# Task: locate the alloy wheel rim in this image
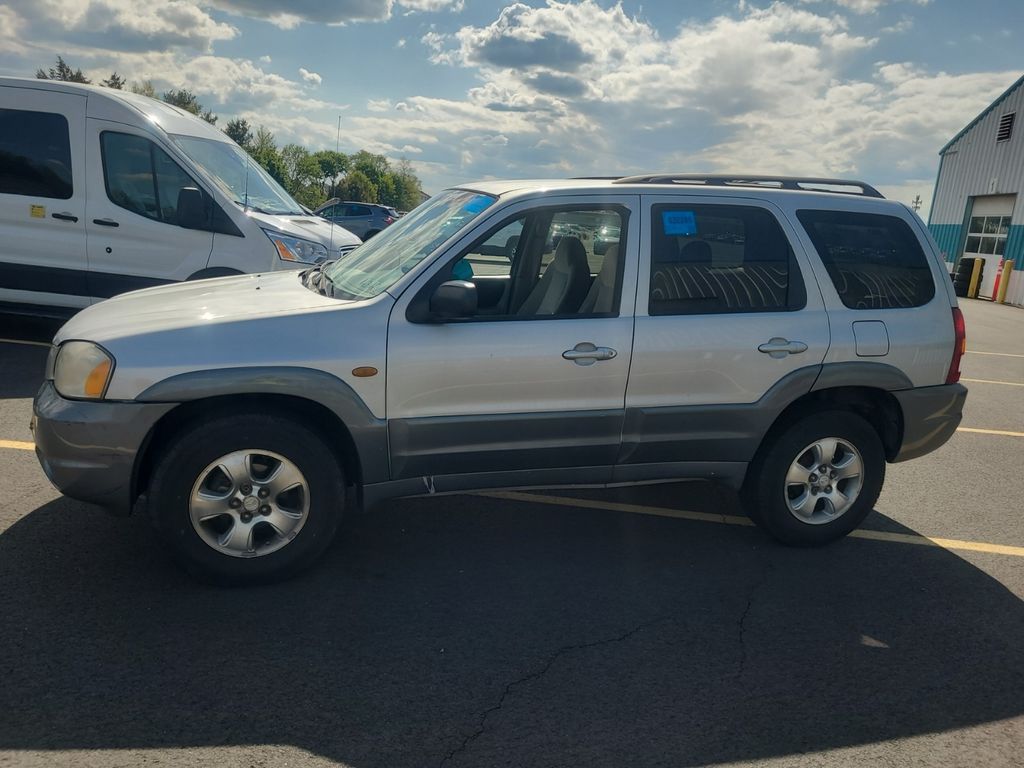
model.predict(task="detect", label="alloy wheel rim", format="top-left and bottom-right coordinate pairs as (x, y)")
top-left (189, 449), bottom-right (310, 558)
top-left (784, 437), bottom-right (864, 525)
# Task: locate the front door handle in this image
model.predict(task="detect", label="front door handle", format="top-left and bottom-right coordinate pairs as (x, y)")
top-left (93, 218), bottom-right (119, 227)
top-left (51, 212), bottom-right (79, 222)
top-left (758, 338), bottom-right (808, 358)
top-left (563, 342), bottom-right (617, 366)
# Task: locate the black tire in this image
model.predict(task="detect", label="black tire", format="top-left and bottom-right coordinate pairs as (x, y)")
top-left (742, 410), bottom-right (884, 547)
top-left (149, 412), bottom-right (346, 585)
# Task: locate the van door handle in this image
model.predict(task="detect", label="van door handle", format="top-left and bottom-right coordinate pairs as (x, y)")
top-left (758, 338), bottom-right (808, 358)
top-left (51, 212), bottom-right (78, 222)
top-left (563, 342), bottom-right (617, 366)
top-left (93, 218), bottom-right (119, 227)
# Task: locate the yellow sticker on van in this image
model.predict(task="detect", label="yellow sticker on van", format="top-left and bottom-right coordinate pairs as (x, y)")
top-left (30, 205), bottom-right (45, 218)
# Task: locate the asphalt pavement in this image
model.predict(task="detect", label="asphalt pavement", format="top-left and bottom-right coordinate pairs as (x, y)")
top-left (0, 300), bottom-right (1022, 768)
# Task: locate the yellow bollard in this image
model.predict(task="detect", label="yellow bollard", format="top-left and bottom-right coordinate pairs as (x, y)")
top-left (967, 258), bottom-right (983, 299)
top-left (996, 260), bottom-right (1015, 304)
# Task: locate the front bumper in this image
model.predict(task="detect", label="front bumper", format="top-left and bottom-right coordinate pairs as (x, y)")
top-left (892, 383), bottom-right (968, 462)
top-left (31, 381), bottom-right (175, 515)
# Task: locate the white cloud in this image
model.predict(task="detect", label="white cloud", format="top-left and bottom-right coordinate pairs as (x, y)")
top-left (5, 0), bottom-right (237, 52)
top-left (799, 0), bottom-right (931, 13)
top-left (299, 67), bottom-right (322, 85)
top-left (259, 54), bottom-right (272, 63)
top-left (367, 98), bottom-right (392, 112)
top-left (206, 0), bottom-right (394, 28)
top-left (398, 0), bottom-right (465, 11)
top-left (340, 0), bottom-right (1012, 194)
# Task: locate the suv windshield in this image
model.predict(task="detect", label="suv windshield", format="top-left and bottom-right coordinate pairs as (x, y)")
top-left (171, 135), bottom-right (304, 216)
top-left (324, 189), bottom-right (495, 300)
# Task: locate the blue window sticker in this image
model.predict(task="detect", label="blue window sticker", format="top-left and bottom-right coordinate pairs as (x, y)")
top-left (662, 210), bottom-right (697, 236)
top-left (462, 194), bottom-right (494, 215)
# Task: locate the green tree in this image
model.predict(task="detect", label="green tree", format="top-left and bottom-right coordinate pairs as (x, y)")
top-left (130, 80), bottom-right (156, 98)
top-left (279, 144), bottom-right (325, 208)
top-left (162, 88), bottom-right (218, 125)
top-left (337, 170), bottom-right (377, 203)
top-left (312, 150), bottom-right (349, 199)
top-left (100, 72), bottom-right (125, 89)
top-left (248, 125), bottom-right (287, 187)
top-left (36, 56), bottom-right (89, 83)
top-left (224, 118), bottom-right (252, 149)
top-left (389, 158), bottom-right (423, 211)
top-left (350, 150), bottom-right (390, 190)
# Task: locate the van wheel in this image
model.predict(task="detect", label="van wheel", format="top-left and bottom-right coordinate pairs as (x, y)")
top-left (149, 413), bottom-right (346, 585)
top-left (742, 410), bottom-right (884, 546)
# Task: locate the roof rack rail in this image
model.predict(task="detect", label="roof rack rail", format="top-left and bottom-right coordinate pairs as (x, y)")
top-left (612, 174), bottom-right (884, 198)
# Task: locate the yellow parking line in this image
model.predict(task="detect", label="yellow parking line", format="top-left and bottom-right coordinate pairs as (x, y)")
top-left (962, 378), bottom-right (1024, 387)
top-left (957, 427), bottom-right (1024, 438)
top-left (483, 491), bottom-right (1024, 558)
top-left (0, 338), bottom-right (50, 348)
top-left (966, 350), bottom-right (1024, 359)
top-left (0, 439), bottom-right (34, 451)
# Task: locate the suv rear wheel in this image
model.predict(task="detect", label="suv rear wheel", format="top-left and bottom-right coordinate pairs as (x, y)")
top-left (742, 410), bottom-right (884, 546)
top-left (149, 413), bottom-right (346, 584)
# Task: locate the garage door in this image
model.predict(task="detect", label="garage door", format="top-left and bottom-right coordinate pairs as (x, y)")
top-left (963, 194), bottom-right (1015, 298)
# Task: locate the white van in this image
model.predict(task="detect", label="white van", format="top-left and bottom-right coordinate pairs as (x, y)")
top-left (0, 77), bottom-right (360, 318)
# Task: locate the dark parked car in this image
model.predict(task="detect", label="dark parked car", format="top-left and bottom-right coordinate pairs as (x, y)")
top-left (314, 199), bottom-right (399, 240)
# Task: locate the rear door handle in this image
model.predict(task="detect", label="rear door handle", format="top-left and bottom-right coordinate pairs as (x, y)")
top-left (93, 218), bottom-right (119, 227)
top-left (757, 338), bottom-right (808, 358)
top-left (563, 342), bottom-right (617, 366)
top-left (51, 212), bottom-right (79, 222)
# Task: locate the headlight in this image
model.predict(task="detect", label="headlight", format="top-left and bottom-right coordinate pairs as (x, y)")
top-left (263, 229), bottom-right (328, 264)
top-left (53, 341), bottom-right (115, 400)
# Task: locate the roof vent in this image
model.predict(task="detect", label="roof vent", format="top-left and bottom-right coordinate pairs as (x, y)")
top-left (997, 112), bottom-right (1015, 142)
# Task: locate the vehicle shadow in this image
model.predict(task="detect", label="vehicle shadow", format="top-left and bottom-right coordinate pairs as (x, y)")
top-left (0, 342), bottom-right (49, 399)
top-left (0, 491), bottom-right (1022, 767)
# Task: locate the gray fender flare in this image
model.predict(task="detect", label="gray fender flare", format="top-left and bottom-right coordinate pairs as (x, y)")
top-left (136, 366), bottom-right (389, 483)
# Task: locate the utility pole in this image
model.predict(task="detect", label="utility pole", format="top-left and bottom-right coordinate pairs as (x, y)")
top-left (911, 194), bottom-right (922, 213)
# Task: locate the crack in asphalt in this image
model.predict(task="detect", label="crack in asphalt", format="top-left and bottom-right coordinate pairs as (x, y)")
top-left (735, 560), bottom-right (773, 682)
top-left (437, 616), bottom-right (671, 768)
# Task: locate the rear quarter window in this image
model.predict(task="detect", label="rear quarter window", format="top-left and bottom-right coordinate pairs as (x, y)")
top-left (0, 108), bottom-right (73, 199)
top-left (797, 210), bottom-right (935, 309)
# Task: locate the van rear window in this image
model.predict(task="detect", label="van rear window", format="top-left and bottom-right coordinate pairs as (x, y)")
top-left (0, 108), bottom-right (73, 199)
top-left (797, 210), bottom-right (935, 309)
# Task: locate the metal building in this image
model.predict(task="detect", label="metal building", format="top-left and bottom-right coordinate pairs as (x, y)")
top-left (928, 73), bottom-right (1024, 306)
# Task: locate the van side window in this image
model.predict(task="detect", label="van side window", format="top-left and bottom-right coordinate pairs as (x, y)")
top-left (0, 108), bottom-right (73, 199)
top-left (797, 210), bottom-right (935, 309)
top-left (648, 204), bottom-right (804, 315)
top-left (101, 132), bottom-right (199, 226)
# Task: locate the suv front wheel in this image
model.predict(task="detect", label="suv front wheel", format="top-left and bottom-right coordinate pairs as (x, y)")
top-left (743, 410), bottom-right (884, 546)
top-left (149, 413), bottom-right (346, 584)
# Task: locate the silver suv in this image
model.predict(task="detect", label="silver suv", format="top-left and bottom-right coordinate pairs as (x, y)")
top-left (32, 174), bottom-right (968, 584)
top-left (314, 199), bottom-right (399, 240)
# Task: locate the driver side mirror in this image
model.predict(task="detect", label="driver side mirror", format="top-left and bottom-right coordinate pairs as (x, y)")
top-left (429, 280), bottom-right (478, 319)
top-left (176, 187), bottom-right (208, 230)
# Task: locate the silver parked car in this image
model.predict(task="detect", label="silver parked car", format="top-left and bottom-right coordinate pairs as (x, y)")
top-left (314, 199), bottom-right (399, 241)
top-left (33, 174), bottom-right (967, 584)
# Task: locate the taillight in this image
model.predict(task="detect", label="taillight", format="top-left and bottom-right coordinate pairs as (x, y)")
top-left (383, 216), bottom-right (394, 224)
top-left (946, 307), bottom-right (966, 384)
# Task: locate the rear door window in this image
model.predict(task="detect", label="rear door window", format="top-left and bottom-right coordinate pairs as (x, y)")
top-left (648, 203), bottom-right (805, 315)
top-left (0, 108), bottom-right (73, 199)
top-left (797, 210), bottom-right (935, 309)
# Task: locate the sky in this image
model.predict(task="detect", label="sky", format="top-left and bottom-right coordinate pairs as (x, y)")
top-left (1, 0), bottom-right (1022, 215)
